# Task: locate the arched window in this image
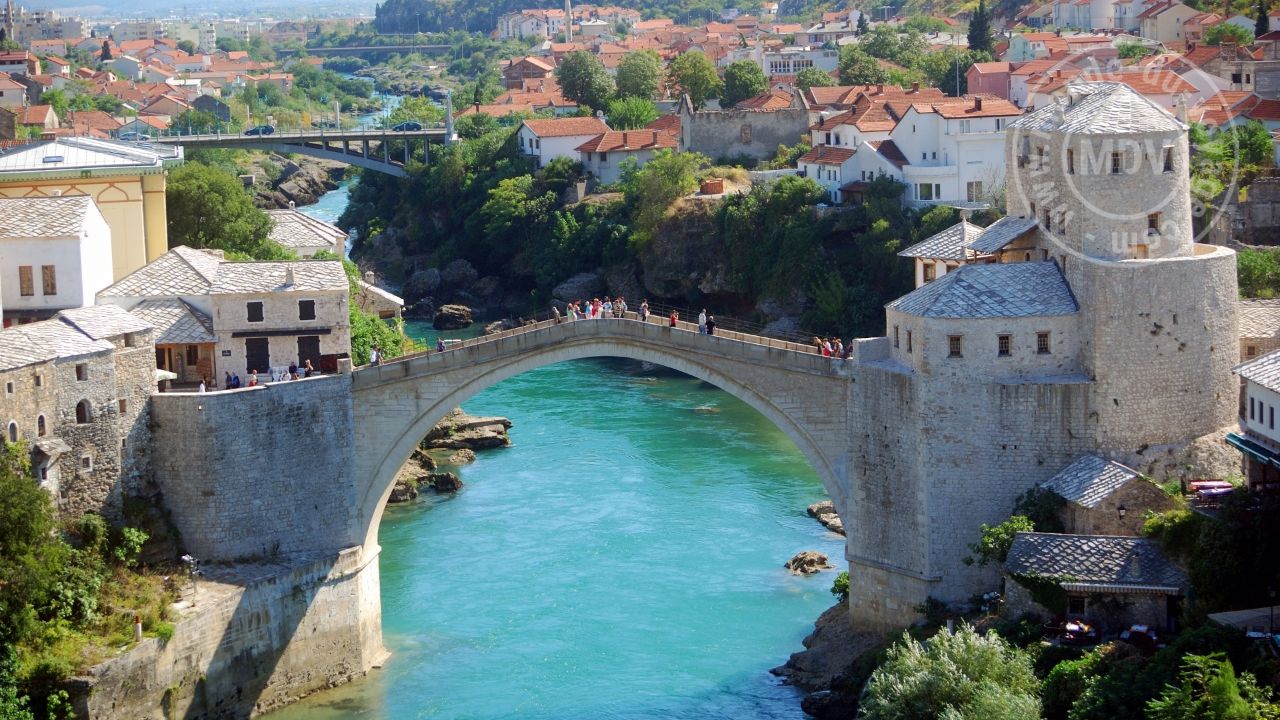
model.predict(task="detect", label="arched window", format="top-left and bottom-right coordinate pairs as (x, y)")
top-left (37, 415), bottom-right (46, 437)
top-left (75, 400), bottom-right (91, 424)
top-left (6, 422), bottom-right (15, 442)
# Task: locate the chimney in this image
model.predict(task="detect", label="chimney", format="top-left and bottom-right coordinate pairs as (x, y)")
top-left (363, 270), bottom-right (375, 284)
top-left (974, 96), bottom-right (983, 110)
top-left (288, 199), bottom-right (295, 209)
top-left (911, 81), bottom-right (919, 92)
top-left (877, 83), bottom-right (884, 93)
top-left (1054, 96), bottom-right (1066, 123)
top-left (1175, 93), bottom-right (1188, 123)
top-left (285, 266), bottom-right (296, 286)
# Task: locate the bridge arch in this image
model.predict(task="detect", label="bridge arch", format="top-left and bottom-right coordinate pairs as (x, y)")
top-left (351, 322), bottom-right (852, 557)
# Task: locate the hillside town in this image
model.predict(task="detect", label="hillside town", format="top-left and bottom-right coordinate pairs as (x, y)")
top-left (0, 0), bottom-right (1277, 718)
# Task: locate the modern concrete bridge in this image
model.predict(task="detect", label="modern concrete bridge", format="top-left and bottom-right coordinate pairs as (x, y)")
top-left (150, 128), bottom-right (447, 175)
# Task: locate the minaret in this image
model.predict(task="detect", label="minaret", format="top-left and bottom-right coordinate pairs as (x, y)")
top-left (564, 0), bottom-right (572, 42)
top-left (4, 0), bottom-right (15, 45)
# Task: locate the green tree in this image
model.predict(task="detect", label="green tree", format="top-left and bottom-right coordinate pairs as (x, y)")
top-left (795, 66), bottom-right (836, 91)
top-left (177, 39), bottom-right (197, 54)
top-left (100, 40), bottom-right (111, 61)
top-left (555, 50), bottom-right (615, 111)
top-left (1257, 0), bottom-right (1269, 39)
top-left (1239, 248), bottom-right (1280, 297)
top-left (381, 95), bottom-right (445, 128)
top-left (857, 11), bottom-right (871, 35)
top-left (166, 162), bottom-right (283, 259)
top-left (917, 48), bottom-right (991, 95)
top-left (1117, 41), bottom-right (1151, 59)
top-left (615, 50), bottom-right (662, 99)
top-left (667, 51), bottom-right (722, 109)
top-left (965, 515), bottom-right (1035, 565)
top-left (721, 60), bottom-right (768, 108)
top-left (861, 624), bottom-right (1041, 720)
top-left (968, 0), bottom-right (993, 54)
top-left (37, 89), bottom-right (69, 119)
top-left (622, 148), bottom-right (706, 246)
top-left (173, 109), bottom-right (220, 134)
top-left (1204, 23), bottom-right (1255, 45)
top-left (605, 96), bottom-right (659, 129)
top-left (1147, 653), bottom-right (1275, 720)
top-left (838, 46), bottom-right (888, 85)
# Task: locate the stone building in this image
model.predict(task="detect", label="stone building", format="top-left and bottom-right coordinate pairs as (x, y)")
top-left (97, 246), bottom-right (351, 381)
top-left (0, 304), bottom-right (154, 519)
top-left (1239, 299), bottom-right (1280, 361)
top-left (1228, 349), bottom-right (1280, 492)
top-left (0, 195), bottom-right (113, 325)
top-left (676, 93), bottom-right (810, 162)
top-left (265, 208), bottom-right (347, 258)
top-left (1039, 455), bottom-right (1178, 536)
top-left (1004, 532), bottom-right (1188, 633)
top-left (896, 215), bottom-right (1039, 288)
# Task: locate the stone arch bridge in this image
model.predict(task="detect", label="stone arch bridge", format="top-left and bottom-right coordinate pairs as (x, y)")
top-left (144, 312), bottom-right (1097, 717)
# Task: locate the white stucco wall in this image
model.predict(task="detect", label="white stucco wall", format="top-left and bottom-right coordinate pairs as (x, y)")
top-left (0, 209), bottom-right (112, 316)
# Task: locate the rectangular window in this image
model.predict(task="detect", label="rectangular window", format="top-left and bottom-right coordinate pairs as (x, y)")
top-left (40, 265), bottom-right (55, 296)
top-left (907, 330), bottom-right (913, 353)
top-left (1163, 147), bottom-right (1173, 173)
top-left (80, 455), bottom-right (92, 471)
top-left (995, 118), bottom-right (1005, 130)
top-left (998, 334), bottom-right (1012, 356)
top-left (1067, 595), bottom-right (1086, 616)
top-left (1251, 396), bottom-right (1256, 420)
top-left (1037, 331), bottom-right (1051, 354)
top-left (34, 374), bottom-right (41, 387)
top-left (923, 263), bottom-right (936, 282)
top-left (118, 398), bottom-right (127, 414)
top-left (1272, 406), bottom-right (1276, 430)
top-left (246, 301), bottom-right (264, 323)
top-left (948, 335), bottom-right (963, 358)
top-left (1248, 345), bottom-right (1258, 357)
top-left (1111, 151), bottom-right (1122, 174)
top-left (186, 345), bottom-right (199, 365)
top-left (917, 183), bottom-right (934, 201)
top-left (894, 325), bottom-right (900, 348)
top-left (298, 299), bottom-right (316, 321)
top-left (4, 381), bottom-right (11, 394)
top-left (1147, 213), bottom-right (1161, 235)
top-left (18, 266), bottom-right (32, 296)
top-left (75, 363), bottom-right (87, 381)
top-left (966, 181), bottom-right (983, 202)
top-left (1043, 210), bottom-right (1052, 232)
top-left (599, 152), bottom-right (607, 162)
top-left (1067, 149), bottom-right (1074, 174)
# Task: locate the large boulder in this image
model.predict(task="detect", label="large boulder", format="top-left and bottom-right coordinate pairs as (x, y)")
top-left (426, 472), bottom-right (463, 493)
top-left (433, 304), bottom-right (473, 330)
top-left (403, 268), bottom-right (441, 303)
top-left (806, 500), bottom-right (845, 536)
top-left (441, 258), bottom-right (479, 289)
top-left (422, 408), bottom-right (512, 450)
top-left (388, 477), bottom-right (419, 503)
top-left (553, 272), bottom-right (604, 302)
top-left (784, 550), bottom-right (834, 575)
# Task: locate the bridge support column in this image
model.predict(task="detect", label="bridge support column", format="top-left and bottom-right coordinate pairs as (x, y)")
top-left (844, 555), bottom-right (939, 630)
top-left (362, 139), bottom-right (369, 158)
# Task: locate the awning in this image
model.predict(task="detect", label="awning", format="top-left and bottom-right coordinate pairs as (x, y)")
top-left (1225, 432), bottom-right (1280, 469)
top-left (154, 368), bottom-right (178, 381)
top-left (1060, 582), bottom-right (1182, 595)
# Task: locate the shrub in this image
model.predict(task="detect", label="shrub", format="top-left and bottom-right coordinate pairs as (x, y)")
top-left (830, 571), bottom-right (849, 602)
top-left (965, 515), bottom-right (1034, 565)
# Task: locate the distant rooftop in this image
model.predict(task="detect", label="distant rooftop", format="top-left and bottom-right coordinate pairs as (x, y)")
top-left (1235, 349), bottom-right (1280, 393)
top-left (100, 245), bottom-right (348, 299)
top-left (265, 208), bottom-right (348, 250)
top-left (1040, 455), bottom-right (1142, 508)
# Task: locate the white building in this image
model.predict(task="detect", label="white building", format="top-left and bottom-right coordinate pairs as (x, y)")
top-left (897, 215), bottom-right (1040, 288)
top-left (1231, 350), bottom-right (1280, 493)
top-left (724, 44), bottom-right (839, 78)
top-left (0, 196), bottom-right (113, 326)
top-left (576, 130), bottom-right (678, 185)
top-left (111, 20), bottom-right (166, 42)
top-left (798, 145), bottom-right (857, 203)
top-left (517, 117), bottom-right (611, 168)
top-left (98, 246), bottom-right (351, 382)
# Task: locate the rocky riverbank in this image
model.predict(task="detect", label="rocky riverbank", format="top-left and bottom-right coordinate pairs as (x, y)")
top-left (770, 602), bottom-right (885, 719)
top-left (388, 408), bottom-right (512, 503)
top-left (248, 154), bottom-right (348, 209)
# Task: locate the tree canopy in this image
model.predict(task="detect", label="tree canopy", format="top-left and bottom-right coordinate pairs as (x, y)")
top-left (555, 51), bottom-right (615, 112)
top-left (1204, 23), bottom-right (1255, 46)
top-left (721, 60), bottom-right (768, 108)
top-left (838, 46), bottom-right (888, 85)
top-left (795, 66), bottom-right (836, 91)
top-left (968, 0), bottom-right (993, 54)
top-left (166, 162), bottom-right (287, 259)
top-left (667, 51), bottom-right (722, 109)
top-left (616, 50), bottom-right (663, 100)
top-left (606, 96), bottom-right (659, 130)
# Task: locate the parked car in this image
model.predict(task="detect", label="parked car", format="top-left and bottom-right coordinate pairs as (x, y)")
top-left (244, 124), bottom-right (276, 136)
top-left (391, 121), bottom-right (423, 131)
top-left (311, 119), bottom-right (339, 129)
top-left (118, 131), bottom-right (150, 141)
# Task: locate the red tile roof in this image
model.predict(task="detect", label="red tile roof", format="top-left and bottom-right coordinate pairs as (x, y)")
top-left (645, 114), bottom-right (681, 137)
top-left (735, 87), bottom-right (793, 110)
top-left (926, 96), bottom-right (1023, 118)
top-left (797, 145), bottom-right (855, 165)
top-left (1246, 97), bottom-right (1280, 121)
top-left (575, 130), bottom-right (678, 152)
top-left (521, 116), bottom-right (610, 137)
top-left (869, 139), bottom-right (908, 168)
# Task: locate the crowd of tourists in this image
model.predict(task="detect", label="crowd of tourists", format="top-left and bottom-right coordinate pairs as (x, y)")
top-left (560, 297), bottom-right (631, 320)
top-left (814, 336), bottom-right (855, 359)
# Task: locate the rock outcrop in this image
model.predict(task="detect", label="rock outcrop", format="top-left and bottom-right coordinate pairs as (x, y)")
top-left (807, 500), bottom-right (845, 536)
top-left (432, 304), bottom-right (473, 330)
top-left (771, 602), bottom-right (883, 692)
top-left (447, 449), bottom-right (476, 465)
top-left (253, 155), bottom-right (345, 209)
top-left (403, 268), bottom-right (442, 304)
top-left (785, 550), bottom-right (834, 575)
top-left (553, 272), bottom-right (605, 301)
top-left (421, 408), bottom-right (512, 450)
top-left (426, 472), bottom-right (462, 493)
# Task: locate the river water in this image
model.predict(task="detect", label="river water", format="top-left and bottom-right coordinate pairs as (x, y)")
top-left (278, 137), bottom-right (843, 720)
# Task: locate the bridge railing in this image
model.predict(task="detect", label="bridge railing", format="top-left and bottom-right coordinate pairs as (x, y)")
top-left (370, 306), bottom-right (835, 371)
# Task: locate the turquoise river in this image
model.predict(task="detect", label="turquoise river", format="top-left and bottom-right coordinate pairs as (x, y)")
top-left (269, 147), bottom-right (845, 718)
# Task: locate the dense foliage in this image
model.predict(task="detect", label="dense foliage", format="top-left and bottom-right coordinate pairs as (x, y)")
top-left (667, 51), bottom-right (722, 109)
top-left (555, 51), bottom-right (616, 112)
top-left (860, 624), bottom-right (1041, 720)
top-left (721, 60), bottom-right (768, 108)
top-left (166, 162), bottom-right (289, 260)
top-left (606, 96), bottom-right (659, 129)
top-left (616, 50), bottom-right (663, 100)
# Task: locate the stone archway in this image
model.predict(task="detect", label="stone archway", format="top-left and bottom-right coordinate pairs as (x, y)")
top-left (351, 328), bottom-right (853, 559)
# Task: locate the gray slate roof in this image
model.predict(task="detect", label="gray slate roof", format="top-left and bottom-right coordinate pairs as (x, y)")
top-left (58, 304), bottom-right (152, 340)
top-left (1041, 455), bottom-right (1141, 508)
top-left (127, 298), bottom-right (215, 345)
top-left (98, 246), bottom-right (222, 299)
top-left (886, 261), bottom-right (1079, 318)
top-left (210, 260), bottom-right (348, 294)
top-left (265, 209), bottom-right (348, 250)
top-left (0, 137), bottom-right (182, 175)
top-left (967, 216), bottom-right (1040, 254)
top-left (1006, 532), bottom-right (1188, 591)
top-left (0, 312), bottom-right (125, 371)
top-left (0, 195), bottom-right (95, 239)
top-left (898, 221), bottom-right (985, 260)
top-left (1010, 82), bottom-right (1185, 135)
top-left (1239, 299), bottom-right (1280, 340)
top-left (1234, 349), bottom-right (1280, 393)
top-left (99, 246), bottom-right (345, 298)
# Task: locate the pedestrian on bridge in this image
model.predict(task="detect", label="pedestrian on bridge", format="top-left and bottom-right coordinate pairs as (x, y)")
top-left (698, 309), bottom-right (707, 334)
top-left (552, 304), bottom-right (562, 324)
top-left (436, 338), bottom-right (446, 353)
top-left (706, 316), bottom-right (716, 336)
top-left (669, 309), bottom-right (679, 327)
top-left (640, 299), bottom-right (650, 322)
